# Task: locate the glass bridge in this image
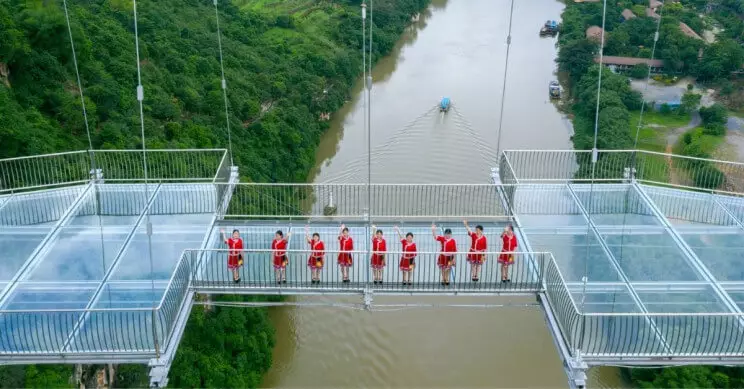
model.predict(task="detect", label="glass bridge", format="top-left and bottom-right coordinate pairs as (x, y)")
top-left (2, 148), bottom-right (744, 388)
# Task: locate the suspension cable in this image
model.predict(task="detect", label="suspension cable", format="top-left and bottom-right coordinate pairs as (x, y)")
top-left (213, 0), bottom-right (235, 166)
top-left (61, 0), bottom-right (93, 155)
top-left (494, 0), bottom-right (516, 160)
top-left (132, 0), bottom-right (157, 317)
top-left (579, 0), bottom-right (609, 352)
top-left (632, 0), bottom-right (666, 151)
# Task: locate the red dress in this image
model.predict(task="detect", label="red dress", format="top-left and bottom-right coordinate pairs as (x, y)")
top-left (308, 240), bottom-right (325, 269)
top-left (400, 239), bottom-right (417, 271)
top-left (467, 232), bottom-right (487, 264)
top-left (338, 236), bottom-right (353, 267)
top-left (371, 237), bottom-right (387, 269)
top-left (272, 238), bottom-right (288, 269)
top-left (226, 238), bottom-right (244, 270)
top-left (435, 236), bottom-right (457, 269)
top-left (498, 233), bottom-right (518, 264)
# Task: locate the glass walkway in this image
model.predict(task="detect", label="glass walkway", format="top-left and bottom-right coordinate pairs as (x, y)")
top-left (2, 149), bottom-right (744, 388)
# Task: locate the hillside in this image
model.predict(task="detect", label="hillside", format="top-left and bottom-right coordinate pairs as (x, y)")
top-left (0, 0), bottom-right (427, 182)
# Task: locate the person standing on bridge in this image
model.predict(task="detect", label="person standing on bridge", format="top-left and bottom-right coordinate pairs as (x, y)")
top-left (464, 220), bottom-right (487, 282)
top-left (338, 224), bottom-right (353, 282)
top-left (433, 225), bottom-right (457, 286)
top-left (221, 229), bottom-right (244, 283)
top-left (370, 226), bottom-right (387, 284)
top-left (394, 226), bottom-right (416, 286)
top-left (272, 230), bottom-right (291, 284)
top-left (305, 226), bottom-right (325, 284)
top-left (499, 224), bottom-right (518, 283)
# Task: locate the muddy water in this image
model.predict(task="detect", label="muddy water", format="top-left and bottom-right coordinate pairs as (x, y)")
top-left (263, 0), bottom-right (628, 387)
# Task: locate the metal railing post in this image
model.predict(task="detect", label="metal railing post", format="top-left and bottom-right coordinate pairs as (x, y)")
top-left (152, 308), bottom-right (160, 358)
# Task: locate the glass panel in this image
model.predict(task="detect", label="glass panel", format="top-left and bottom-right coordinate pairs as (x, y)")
top-left (511, 185), bottom-right (587, 227)
top-left (94, 282), bottom-right (164, 309)
top-left (601, 229), bottom-right (702, 282)
top-left (645, 186), bottom-right (738, 226)
top-left (0, 187), bottom-right (86, 281)
top-left (571, 288), bottom-right (639, 314)
top-left (24, 186), bottom-right (148, 282)
top-left (526, 232), bottom-right (621, 282)
top-left (0, 285), bottom-right (95, 353)
top-left (725, 289), bottom-right (744, 311)
top-left (111, 215), bottom-right (211, 281)
top-left (681, 232), bottom-right (744, 282)
top-left (572, 184), bottom-right (661, 226)
top-left (638, 287), bottom-right (728, 313)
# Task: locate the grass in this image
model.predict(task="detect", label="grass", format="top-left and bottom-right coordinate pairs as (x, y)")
top-left (628, 110), bottom-right (692, 152)
top-left (673, 127), bottom-right (724, 156)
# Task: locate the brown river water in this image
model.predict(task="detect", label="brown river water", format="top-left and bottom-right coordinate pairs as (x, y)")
top-left (262, 0), bottom-right (629, 387)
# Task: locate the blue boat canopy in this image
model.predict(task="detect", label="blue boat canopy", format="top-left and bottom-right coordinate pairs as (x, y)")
top-left (440, 97), bottom-right (450, 110)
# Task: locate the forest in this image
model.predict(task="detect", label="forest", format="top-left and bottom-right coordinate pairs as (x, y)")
top-left (557, 0), bottom-right (744, 387)
top-left (0, 0), bottom-right (428, 387)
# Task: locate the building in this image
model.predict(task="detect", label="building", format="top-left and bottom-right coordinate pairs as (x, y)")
top-left (645, 7), bottom-right (661, 19)
top-left (586, 26), bottom-right (604, 42)
top-left (649, 0), bottom-right (663, 10)
top-left (622, 9), bottom-right (636, 21)
top-left (679, 22), bottom-right (703, 40)
top-left (595, 56), bottom-right (665, 73)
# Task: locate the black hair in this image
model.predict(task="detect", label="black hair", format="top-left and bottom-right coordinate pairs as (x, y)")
top-left (406, 232), bottom-right (413, 238)
top-left (232, 229), bottom-right (239, 234)
top-left (444, 228), bottom-right (452, 235)
top-left (475, 225), bottom-right (483, 231)
top-left (276, 230), bottom-right (284, 237)
top-left (342, 227), bottom-right (349, 233)
top-left (312, 232), bottom-right (320, 238)
top-left (376, 229), bottom-right (383, 234)
top-left (506, 224), bottom-right (513, 231)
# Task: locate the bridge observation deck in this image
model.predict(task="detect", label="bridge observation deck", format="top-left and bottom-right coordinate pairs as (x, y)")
top-left (2, 149), bottom-right (744, 388)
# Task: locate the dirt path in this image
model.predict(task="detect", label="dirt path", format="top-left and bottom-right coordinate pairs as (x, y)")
top-left (665, 111), bottom-right (701, 147)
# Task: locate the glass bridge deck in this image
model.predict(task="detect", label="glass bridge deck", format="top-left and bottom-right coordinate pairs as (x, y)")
top-left (3, 149), bottom-right (744, 366)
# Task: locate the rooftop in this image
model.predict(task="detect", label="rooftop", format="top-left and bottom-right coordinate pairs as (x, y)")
top-left (596, 56), bottom-right (665, 68)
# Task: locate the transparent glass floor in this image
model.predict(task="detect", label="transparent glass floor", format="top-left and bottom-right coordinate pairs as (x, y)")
top-left (3, 181), bottom-right (744, 357)
top-left (0, 183), bottom-right (216, 354)
top-left (516, 183), bottom-right (744, 356)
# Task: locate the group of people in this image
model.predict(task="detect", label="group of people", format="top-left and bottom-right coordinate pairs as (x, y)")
top-left (220, 221), bottom-right (518, 286)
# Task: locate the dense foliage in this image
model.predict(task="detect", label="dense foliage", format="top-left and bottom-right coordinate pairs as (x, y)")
top-left (0, 0), bottom-right (427, 183)
top-left (168, 295), bottom-right (280, 387)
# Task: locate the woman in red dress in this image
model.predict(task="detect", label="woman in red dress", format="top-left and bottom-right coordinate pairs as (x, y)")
top-left (221, 229), bottom-right (244, 283)
top-left (432, 225), bottom-right (457, 286)
top-left (272, 230), bottom-right (291, 284)
top-left (464, 220), bottom-right (487, 282)
top-left (499, 224), bottom-right (518, 283)
top-left (394, 226), bottom-right (416, 286)
top-left (305, 226), bottom-right (325, 284)
top-left (370, 225), bottom-right (387, 284)
top-left (338, 224), bottom-right (353, 282)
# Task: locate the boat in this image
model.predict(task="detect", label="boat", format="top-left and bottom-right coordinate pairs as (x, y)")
top-left (540, 20), bottom-right (559, 37)
top-left (549, 81), bottom-right (561, 99)
top-left (440, 97), bottom-right (450, 112)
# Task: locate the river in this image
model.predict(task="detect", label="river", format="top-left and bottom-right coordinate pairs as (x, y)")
top-left (263, 0), bottom-right (626, 387)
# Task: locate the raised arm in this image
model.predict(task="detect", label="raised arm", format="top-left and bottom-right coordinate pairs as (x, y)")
top-left (431, 224), bottom-right (438, 239)
top-left (305, 225), bottom-right (311, 244)
top-left (338, 224), bottom-right (346, 239)
top-left (463, 220), bottom-right (472, 235)
top-left (393, 225), bottom-right (403, 240)
top-left (220, 229), bottom-right (227, 243)
top-left (371, 225), bottom-right (377, 239)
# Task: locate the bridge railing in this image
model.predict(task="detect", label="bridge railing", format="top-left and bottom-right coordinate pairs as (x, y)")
top-left (178, 249), bottom-right (550, 293)
top-left (501, 149), bottom-right (744, 195)
top-left (0, 149), bottom-right (228, 194)
top-left (222, 183), bottom-right (511, 221)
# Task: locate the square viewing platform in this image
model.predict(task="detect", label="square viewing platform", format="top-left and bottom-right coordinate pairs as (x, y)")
top-left (0, 149), bottom-right (232, 363)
